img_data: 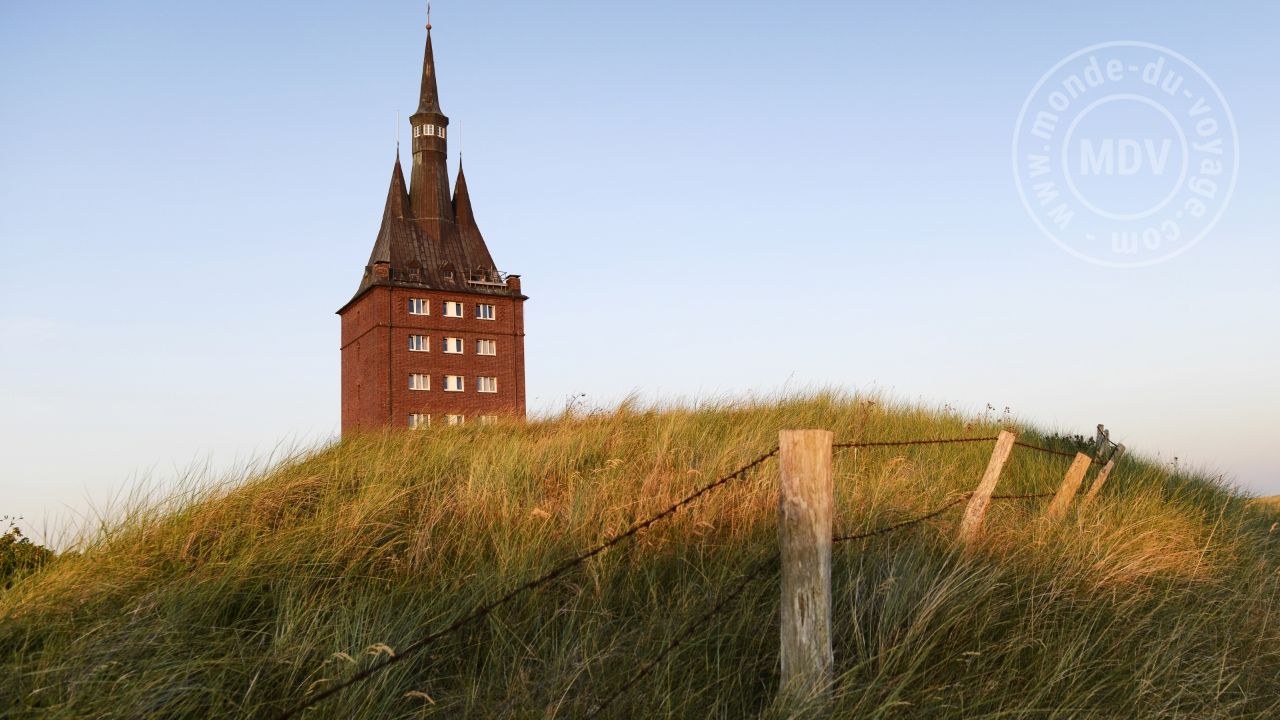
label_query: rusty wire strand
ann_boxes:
[991,491,1056,500]
[584,551,779,719]
[833,436,998,451]
[273,447,780,720]
[833,495,973,544]
[1013,441,1079,459]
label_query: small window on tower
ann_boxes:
[443,301,464,317]
[426,124,435,136]
[409,414,430,429]
[409,335,429,352]
[477,304,495,320]
[443,337,464,354]
[439,127,446,139]
[476,339,497,356]
[408,298,429,315]
[413,126,420,138]
[409,374,430,391]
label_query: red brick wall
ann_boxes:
[340,283,526,433]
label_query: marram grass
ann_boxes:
[2,394,1278,718]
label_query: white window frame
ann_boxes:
[444,375,464,392]
[409,373,430,391]
[479,415,498,425]
[443,337,464,354]
[476,339,497,356]
[409,335,429,352]
[477,376,498,393]
[446,414,464,426]
[476,303,496,320]
[409,413,430,429]
[438,127,446,139]
[443,301,464,318]
[408,298,429,315]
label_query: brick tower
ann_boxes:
[338,22,526,433]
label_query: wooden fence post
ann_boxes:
[957,430,1018,547]
[778,429,834,708]
[1079,444,1126,512]
[1044,453,1092,522]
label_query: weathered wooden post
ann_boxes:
[1079,444,1126,512]
[1044,453,1092,522]
[957,430,1018,547]
[778,429,834,708]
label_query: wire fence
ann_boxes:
[274,431,1105,720]
[1013,441,1079,459]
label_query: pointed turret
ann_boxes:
[354,152,446,293]
[453,161,497,272]
[367,153,413,267]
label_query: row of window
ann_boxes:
[408,374,498,393]
[409,336,497,355]
[408,299,495,320]
[414,124,447,139]
[409,413,496,429]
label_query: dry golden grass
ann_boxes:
[1,393,1277,718]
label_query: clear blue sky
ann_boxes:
[3,1,1278,543]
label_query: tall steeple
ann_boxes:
[417,17,442,116]
[408,20,453,223]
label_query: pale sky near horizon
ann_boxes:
[2,1,1278,546]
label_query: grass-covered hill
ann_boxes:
[2,395,1278,718]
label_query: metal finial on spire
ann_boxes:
[426,2,432,30]
[395,109,401,151]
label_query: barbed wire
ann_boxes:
[991,491,1056,500]
[832,488,1059,545]
[834,436,998,451]
[273,446,780,720]
[1013,441,1078,459]
[584,551,779,719]
[833,495,973,544]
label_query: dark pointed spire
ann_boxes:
[417,24,443,115]
[452,160,475,227]
[409,17,451,223]
[367,153,414,267]
[453,160,498,271]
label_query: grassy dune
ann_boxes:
[2,395,1278,718]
